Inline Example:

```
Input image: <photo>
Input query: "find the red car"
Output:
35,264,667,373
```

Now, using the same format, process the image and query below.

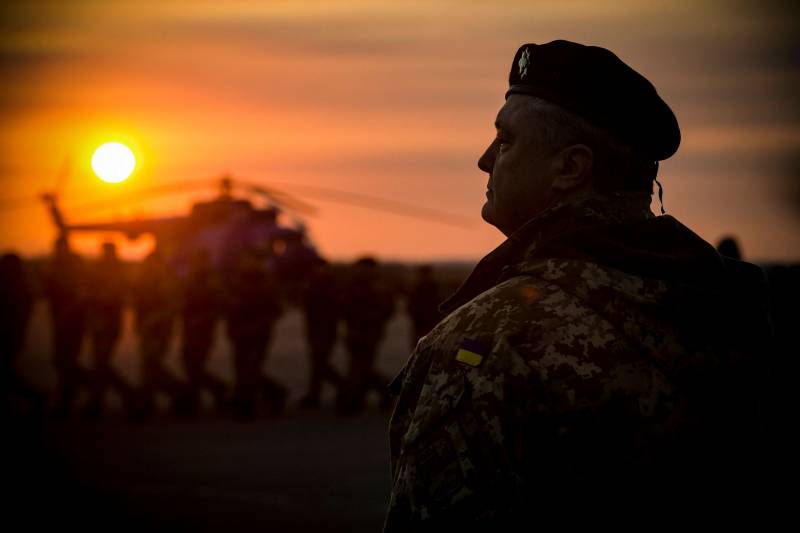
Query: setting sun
91,142,136,183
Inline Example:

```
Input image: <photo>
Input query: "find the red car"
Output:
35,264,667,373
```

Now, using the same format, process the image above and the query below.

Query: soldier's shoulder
435,269,590,342
400,273,570,391
407,262,636,396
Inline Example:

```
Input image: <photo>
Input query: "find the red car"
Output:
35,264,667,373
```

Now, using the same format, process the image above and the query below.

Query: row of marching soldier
2,240,443,421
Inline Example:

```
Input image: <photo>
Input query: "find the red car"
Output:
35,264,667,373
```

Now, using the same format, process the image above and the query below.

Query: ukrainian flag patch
455,338,488,367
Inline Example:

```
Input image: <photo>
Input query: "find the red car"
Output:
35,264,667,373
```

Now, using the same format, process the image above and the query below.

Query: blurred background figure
84,242,136,417
48,237,93,417
765,262,798,453
716,234,777,453
405,264,443,349
225,249,287,419
340,256,394,414
717,235,743,260
270,230,320,297
181,248,228,414
134,249,190,416
0,252,45,419
298,258,343,409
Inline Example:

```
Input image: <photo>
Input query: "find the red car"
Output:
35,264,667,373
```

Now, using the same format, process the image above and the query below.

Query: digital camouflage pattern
385,192,771,530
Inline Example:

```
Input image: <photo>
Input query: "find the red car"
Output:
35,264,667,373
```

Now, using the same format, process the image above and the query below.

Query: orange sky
1,0,798,262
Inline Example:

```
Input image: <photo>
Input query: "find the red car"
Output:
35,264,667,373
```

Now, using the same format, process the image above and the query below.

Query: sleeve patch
455,338,489,367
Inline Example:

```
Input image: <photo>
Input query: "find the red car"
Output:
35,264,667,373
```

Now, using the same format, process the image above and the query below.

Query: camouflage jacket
384,192,771,530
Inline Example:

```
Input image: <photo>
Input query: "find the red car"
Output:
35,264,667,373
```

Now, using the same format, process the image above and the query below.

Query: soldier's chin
482,203,513,235
481,202,494,225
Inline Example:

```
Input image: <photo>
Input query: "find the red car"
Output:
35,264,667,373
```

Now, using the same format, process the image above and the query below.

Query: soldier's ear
550,144,594,193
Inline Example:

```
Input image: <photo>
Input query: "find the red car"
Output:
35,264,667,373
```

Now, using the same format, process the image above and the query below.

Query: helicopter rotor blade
268,182,477,229
232,178,318,216
0,155,73,213
3,171,477,230
64,178,222,214
250,187,318,215
252,187,318,216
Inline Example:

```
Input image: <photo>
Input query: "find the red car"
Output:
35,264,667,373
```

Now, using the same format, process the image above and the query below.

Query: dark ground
6,302,410,532
8,412,391,532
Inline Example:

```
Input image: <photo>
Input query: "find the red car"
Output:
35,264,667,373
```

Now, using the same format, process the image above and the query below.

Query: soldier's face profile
478,95,560,236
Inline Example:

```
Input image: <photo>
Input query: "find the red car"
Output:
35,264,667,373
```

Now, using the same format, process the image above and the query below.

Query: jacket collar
440,192,654,314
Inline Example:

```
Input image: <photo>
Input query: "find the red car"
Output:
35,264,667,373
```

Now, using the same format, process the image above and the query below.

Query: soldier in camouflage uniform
340,256,394,414
48,238,93,416
1,253,45,417
225,249,287,419
134,249,189,416
299,258,344,409
181,249,228,413
384,41,772,530
406,264,442,350
85,242,136,416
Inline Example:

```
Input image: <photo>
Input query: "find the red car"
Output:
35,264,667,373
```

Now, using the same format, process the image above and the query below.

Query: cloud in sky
1,0,798,261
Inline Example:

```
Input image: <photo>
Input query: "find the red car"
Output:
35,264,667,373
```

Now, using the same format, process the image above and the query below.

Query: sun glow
91,142,136,183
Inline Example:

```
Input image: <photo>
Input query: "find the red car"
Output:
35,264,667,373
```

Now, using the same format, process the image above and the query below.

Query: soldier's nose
478,144,495,174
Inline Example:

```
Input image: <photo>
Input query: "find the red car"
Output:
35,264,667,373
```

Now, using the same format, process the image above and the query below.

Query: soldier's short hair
524,96,658,193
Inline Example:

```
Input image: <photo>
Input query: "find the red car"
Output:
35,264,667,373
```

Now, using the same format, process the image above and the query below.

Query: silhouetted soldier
765,262,798,468
225,249,287,418
270,231,319,288
340,256,394,414
48,238,93,416
181,249,228,413
134,249,188,416
85,242,135,416
0,253,45,418
406,264,443,349
385,41,774,530
298,258,344,408
716,235,742,260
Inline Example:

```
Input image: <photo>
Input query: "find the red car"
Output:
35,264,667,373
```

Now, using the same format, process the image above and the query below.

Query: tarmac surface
7,301,411,532
9,412,391,532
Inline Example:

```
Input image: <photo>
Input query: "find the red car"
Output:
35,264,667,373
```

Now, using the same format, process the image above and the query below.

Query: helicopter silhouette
32,172,475,281
39,175,323,281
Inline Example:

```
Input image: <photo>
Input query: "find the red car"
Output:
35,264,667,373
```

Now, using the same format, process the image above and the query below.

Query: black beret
506,40,680,161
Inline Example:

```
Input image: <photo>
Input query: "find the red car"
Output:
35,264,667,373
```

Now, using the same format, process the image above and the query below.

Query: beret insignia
506,40,680,161
518,47,530,79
